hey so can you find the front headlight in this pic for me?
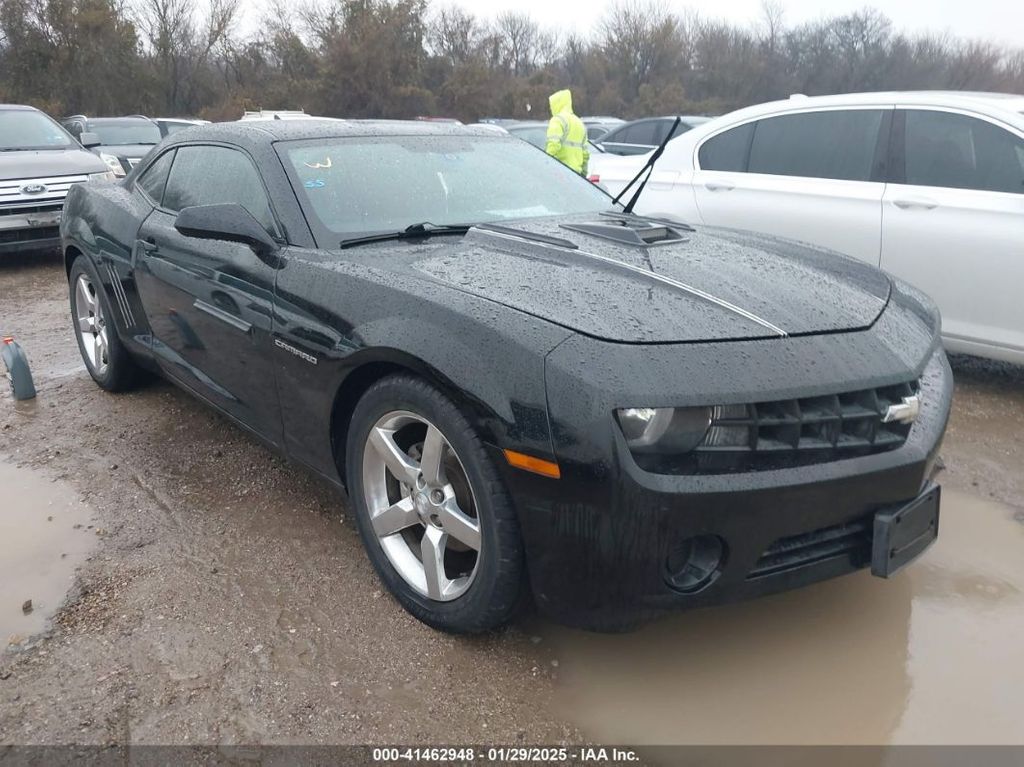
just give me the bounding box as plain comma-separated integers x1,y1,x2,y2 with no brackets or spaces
99,152,126,177
88,171,117,182
616,407,713,453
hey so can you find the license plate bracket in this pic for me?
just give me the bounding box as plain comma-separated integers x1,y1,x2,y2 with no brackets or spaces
871,483,941,578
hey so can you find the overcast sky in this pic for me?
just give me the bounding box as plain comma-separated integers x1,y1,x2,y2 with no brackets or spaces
447,0,1024,50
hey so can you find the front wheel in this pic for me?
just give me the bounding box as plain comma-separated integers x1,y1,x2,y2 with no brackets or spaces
69,257,143,391
346,375,526,633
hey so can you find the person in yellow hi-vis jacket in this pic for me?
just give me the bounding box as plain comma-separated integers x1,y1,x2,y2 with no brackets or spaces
545,89,589,175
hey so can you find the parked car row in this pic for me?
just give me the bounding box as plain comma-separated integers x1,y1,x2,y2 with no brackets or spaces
5,92,1022,369
1,105,112,255
0,106,211,254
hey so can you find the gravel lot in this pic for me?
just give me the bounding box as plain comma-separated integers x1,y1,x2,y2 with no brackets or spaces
1,253,1022,747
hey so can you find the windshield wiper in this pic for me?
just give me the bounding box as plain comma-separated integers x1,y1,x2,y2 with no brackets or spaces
611,116,682,214
339,222,472,249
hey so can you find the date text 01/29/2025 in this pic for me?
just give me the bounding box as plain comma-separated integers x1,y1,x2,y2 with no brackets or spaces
371,746,640,762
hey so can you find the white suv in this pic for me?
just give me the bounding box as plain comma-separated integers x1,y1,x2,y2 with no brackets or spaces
591,92,1024,365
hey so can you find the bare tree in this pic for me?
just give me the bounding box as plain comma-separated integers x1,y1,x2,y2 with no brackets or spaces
493,11,539,76
759,0,785,54
3,0,1024,124
428,5,480,65
599,0,686,94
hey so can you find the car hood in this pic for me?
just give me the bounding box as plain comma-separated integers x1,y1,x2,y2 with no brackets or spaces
409,217,891,344
0,148,108,180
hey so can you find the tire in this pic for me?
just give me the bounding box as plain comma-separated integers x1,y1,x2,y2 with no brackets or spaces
345,374,526,633
69,256,143,392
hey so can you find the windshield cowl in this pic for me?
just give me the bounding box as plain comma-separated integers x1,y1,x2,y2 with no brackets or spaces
339,222,472,249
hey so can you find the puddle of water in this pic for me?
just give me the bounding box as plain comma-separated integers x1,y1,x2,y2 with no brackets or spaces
543,489,1024,745
0,459,95,647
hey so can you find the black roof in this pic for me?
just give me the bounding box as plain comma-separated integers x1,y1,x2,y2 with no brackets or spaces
166,118,501,147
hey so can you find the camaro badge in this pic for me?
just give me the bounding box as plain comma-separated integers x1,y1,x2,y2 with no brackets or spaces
883,394,921,425
274,338,318,365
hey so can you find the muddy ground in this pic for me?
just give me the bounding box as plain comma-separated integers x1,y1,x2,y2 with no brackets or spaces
1,253,1022,748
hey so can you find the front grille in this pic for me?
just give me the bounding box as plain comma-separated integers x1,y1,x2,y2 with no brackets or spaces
0,201,63,217
689,380,919,473
0,226,59,244
748,515,873,579
0,174,89,208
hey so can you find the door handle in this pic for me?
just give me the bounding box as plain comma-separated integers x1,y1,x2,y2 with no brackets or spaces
704,181,735,192
892,197,938,210
139,238,158,252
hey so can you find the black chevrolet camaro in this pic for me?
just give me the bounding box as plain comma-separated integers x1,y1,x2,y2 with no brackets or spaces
60,120,951,632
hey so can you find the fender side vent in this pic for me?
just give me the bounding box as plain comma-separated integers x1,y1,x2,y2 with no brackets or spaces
105,264,135,327
560,219,689,247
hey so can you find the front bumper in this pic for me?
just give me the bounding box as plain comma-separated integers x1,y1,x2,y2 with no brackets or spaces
504,319,951,630
0,208,62,254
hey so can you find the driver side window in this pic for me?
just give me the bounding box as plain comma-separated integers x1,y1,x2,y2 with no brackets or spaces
162,145,278,235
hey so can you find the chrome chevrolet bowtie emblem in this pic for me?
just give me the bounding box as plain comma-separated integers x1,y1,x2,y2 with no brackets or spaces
21,183,47,195
883,394,921,425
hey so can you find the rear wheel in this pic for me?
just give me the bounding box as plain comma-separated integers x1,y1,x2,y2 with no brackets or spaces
69,257,143,391
346,375,526,632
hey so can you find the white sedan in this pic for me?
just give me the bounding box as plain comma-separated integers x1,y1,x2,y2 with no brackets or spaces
591,91,1024,366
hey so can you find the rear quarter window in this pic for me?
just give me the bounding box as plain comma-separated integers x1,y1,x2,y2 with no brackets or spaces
136,149,176,204
698,122,755,172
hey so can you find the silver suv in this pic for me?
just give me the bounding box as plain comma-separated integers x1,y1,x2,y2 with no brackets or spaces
1,104,112,256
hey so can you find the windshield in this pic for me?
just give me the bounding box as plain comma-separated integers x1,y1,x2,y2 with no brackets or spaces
0,110,74,151
91,121,162,146
281,135,611,242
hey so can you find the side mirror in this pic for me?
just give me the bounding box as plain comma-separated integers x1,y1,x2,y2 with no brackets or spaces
79,132,101,149
174,203,280,256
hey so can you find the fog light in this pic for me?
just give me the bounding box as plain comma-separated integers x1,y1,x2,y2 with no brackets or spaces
664,535,725,593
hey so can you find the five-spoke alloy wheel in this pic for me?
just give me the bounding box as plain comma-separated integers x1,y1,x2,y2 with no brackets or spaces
347,375,526,633
363,411,482,601
74,272,109,377
68,256,143,391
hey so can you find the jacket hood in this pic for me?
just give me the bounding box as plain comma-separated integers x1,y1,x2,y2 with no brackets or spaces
405,216,892,344
549,89,572,115
0,148,108,181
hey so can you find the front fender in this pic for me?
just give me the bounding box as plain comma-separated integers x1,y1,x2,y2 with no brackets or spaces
271,253,573,483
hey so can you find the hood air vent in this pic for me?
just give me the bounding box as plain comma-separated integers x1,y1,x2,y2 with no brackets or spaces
560,217,691,247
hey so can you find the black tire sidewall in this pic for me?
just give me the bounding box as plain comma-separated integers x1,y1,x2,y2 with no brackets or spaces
346,375,525,633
